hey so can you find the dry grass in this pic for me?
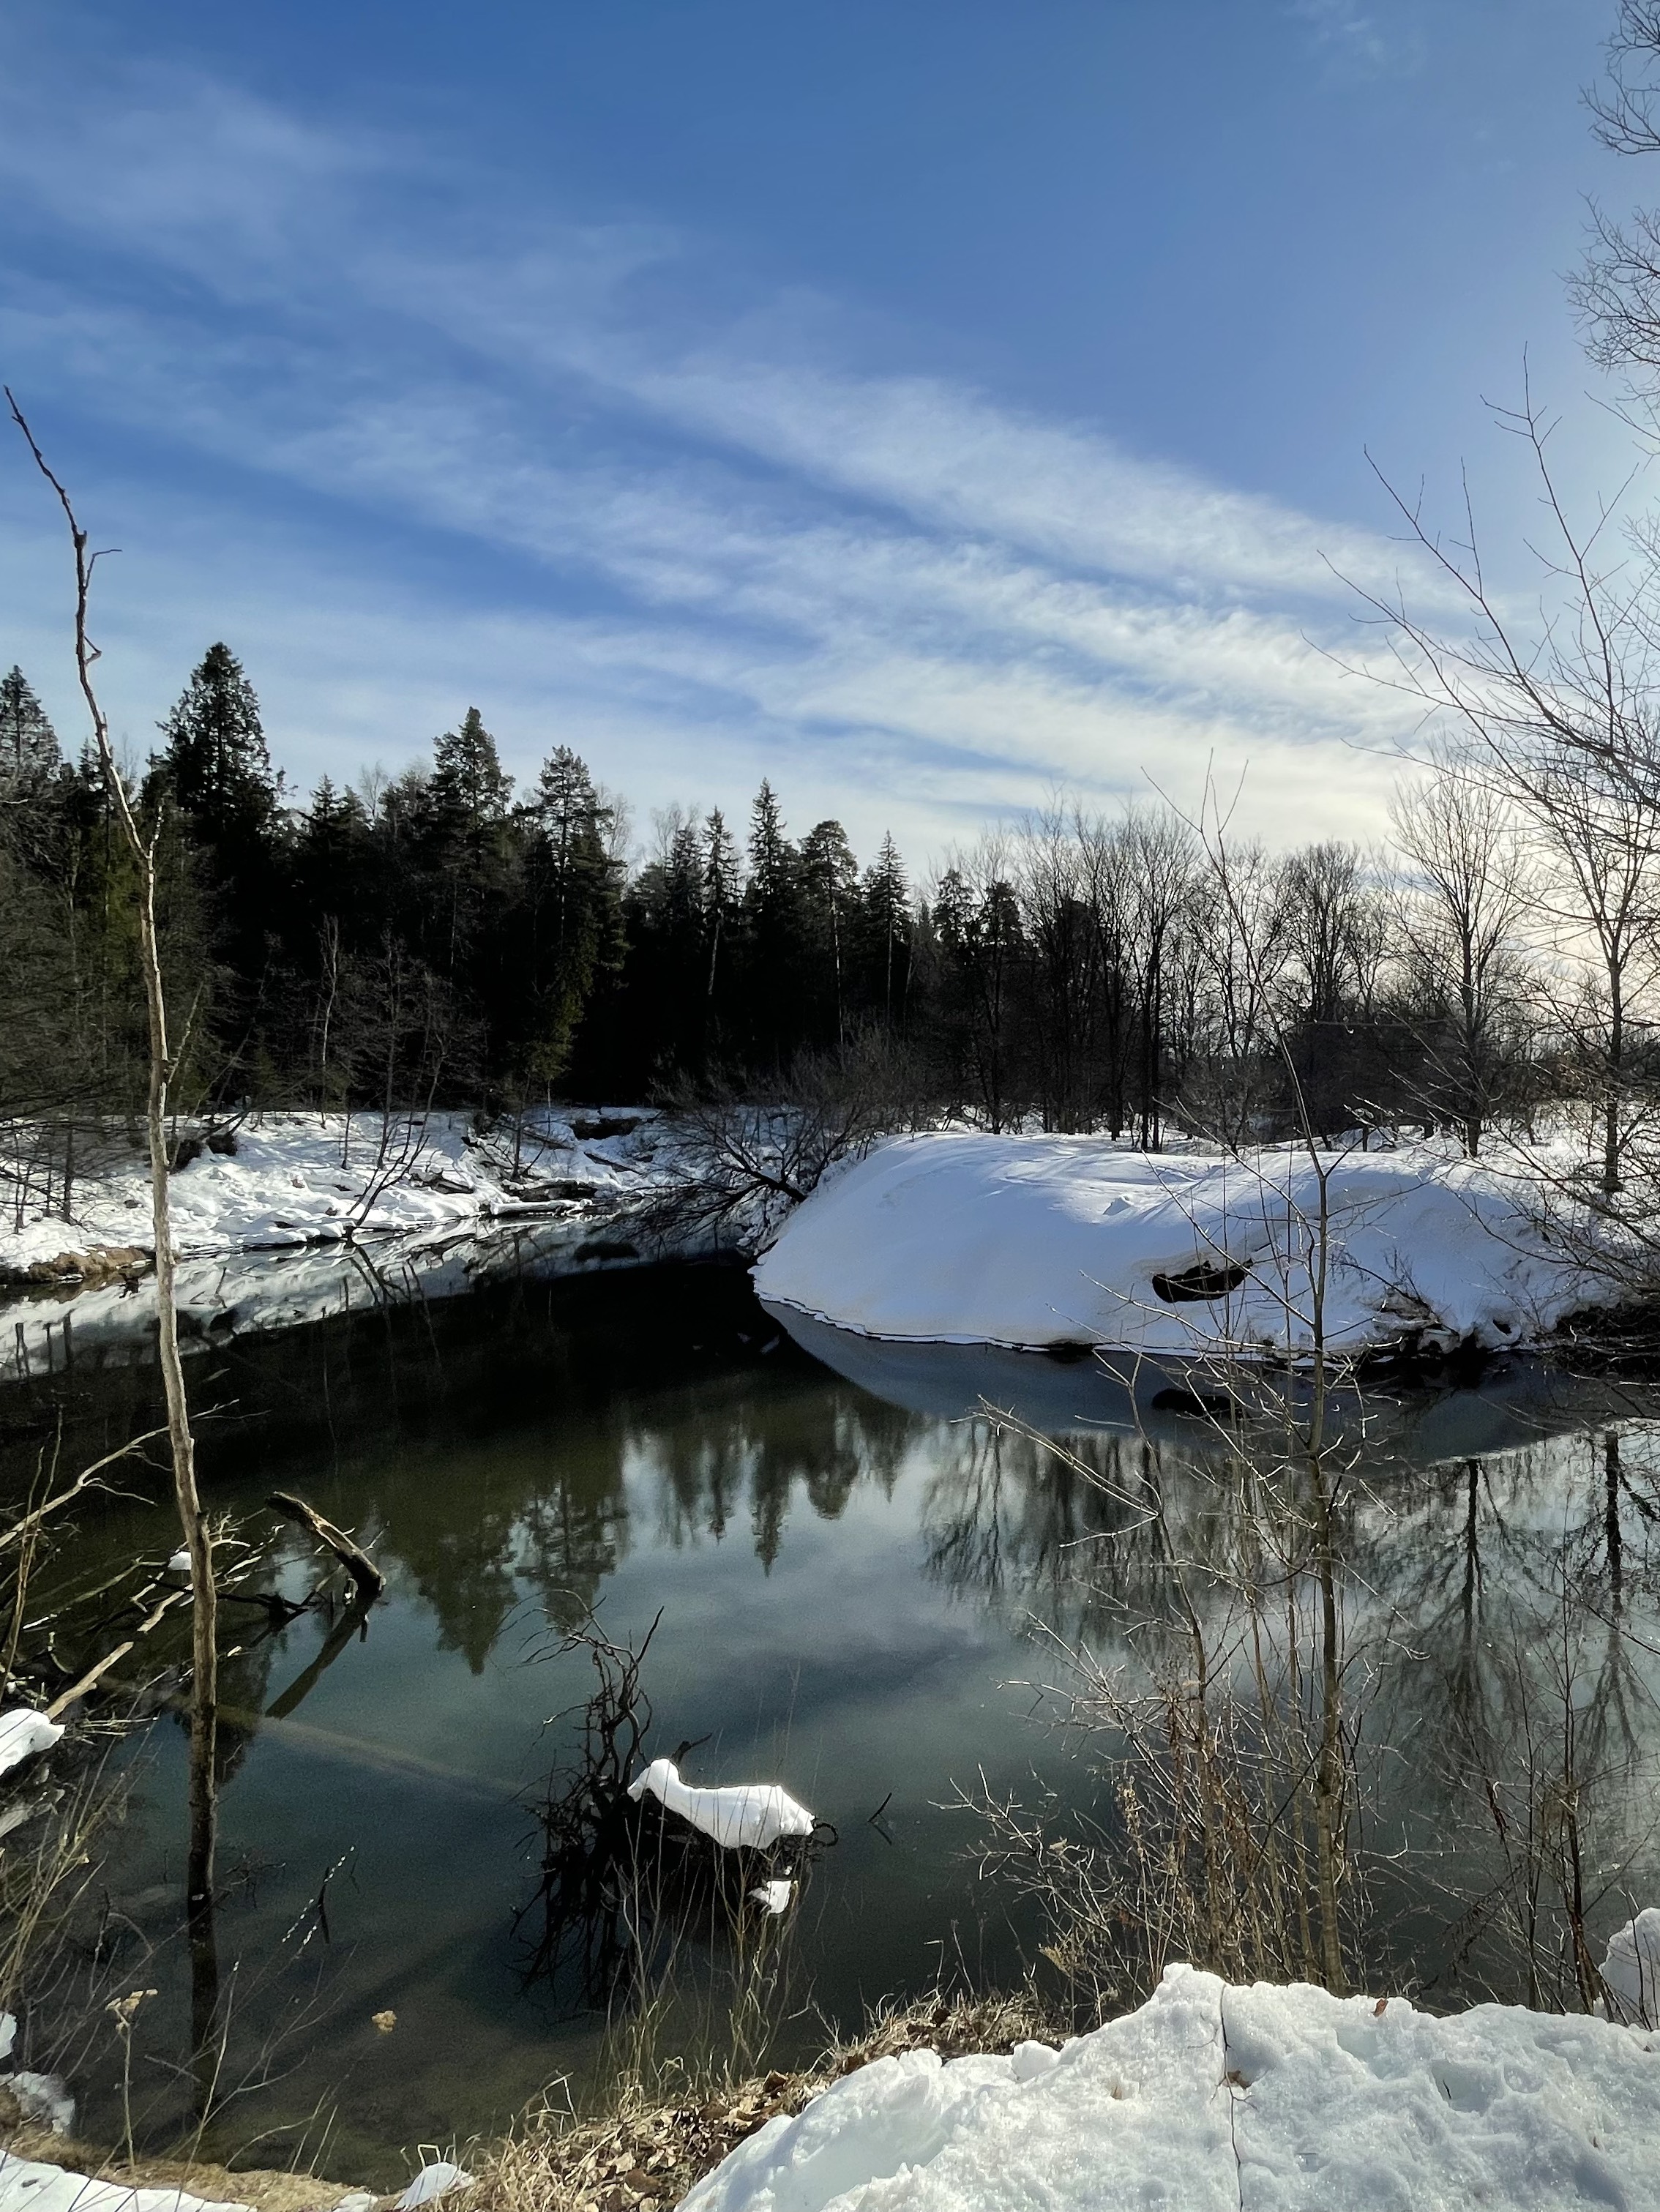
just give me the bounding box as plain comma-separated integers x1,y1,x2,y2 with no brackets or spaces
468,1987,1063,2212
0,1989,1063,2212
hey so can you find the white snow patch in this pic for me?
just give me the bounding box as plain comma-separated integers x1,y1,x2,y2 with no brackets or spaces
628,1760,815,1850
0,1110,668,1277
755,1133,1600,1353
749,1880,796,1916
0,1714,62,1779
392,2163,474,2209
1602,1910,1660,2028
0,1110,684,1383
683,1964,1660,2211
0,2151,253,2212
6,2077,72,2136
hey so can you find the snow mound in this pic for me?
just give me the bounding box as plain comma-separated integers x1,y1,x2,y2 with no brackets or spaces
627,1760,815,1850
755,1134,1592,1354
684,1965,1660,2211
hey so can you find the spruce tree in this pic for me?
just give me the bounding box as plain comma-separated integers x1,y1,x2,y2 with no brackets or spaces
414,709,515,1037
859,832,912,1033
154,643,277,840
516,747,625,1090
800,818,859,1044
741,780,801,1064
0,666,59,787
153,643,283,996
700,807,743,1036
430,706,513,830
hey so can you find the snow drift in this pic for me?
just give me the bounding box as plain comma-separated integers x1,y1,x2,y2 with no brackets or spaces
683,1963,1660,2212
754,1134,1596,1355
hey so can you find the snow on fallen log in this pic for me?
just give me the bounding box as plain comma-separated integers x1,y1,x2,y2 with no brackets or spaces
0,1712,63,1779
682,1963,1660,2212
755,1133,1599,1356
627,1760,814,1850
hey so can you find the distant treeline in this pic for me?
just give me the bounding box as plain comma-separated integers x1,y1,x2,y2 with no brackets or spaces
0,640,1599,1162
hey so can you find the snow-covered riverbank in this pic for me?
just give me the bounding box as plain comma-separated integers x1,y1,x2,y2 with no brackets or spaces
684,1960,1660,2211
754,1133,1608,1356
2,1110,670,1283
0,1110,681,1381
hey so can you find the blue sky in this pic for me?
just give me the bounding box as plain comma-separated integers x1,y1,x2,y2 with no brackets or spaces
0,0,1640,864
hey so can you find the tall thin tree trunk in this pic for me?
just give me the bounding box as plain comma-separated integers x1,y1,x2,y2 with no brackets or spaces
10,395,220,2085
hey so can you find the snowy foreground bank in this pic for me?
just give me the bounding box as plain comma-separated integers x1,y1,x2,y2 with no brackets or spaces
685,1964,1660,2212
755,1133,1604,1356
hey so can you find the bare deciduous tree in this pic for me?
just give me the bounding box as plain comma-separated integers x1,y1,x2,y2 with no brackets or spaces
7,393,221,2077
1389,744,1537,1154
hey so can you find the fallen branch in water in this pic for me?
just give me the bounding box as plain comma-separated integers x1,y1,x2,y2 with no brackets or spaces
45,1585,190,1719
266,1492,386,1602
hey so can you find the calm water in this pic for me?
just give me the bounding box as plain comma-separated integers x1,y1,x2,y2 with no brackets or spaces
3,1255,1659,2183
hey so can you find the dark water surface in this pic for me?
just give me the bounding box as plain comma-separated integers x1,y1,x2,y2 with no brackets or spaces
2,1258,1658,2183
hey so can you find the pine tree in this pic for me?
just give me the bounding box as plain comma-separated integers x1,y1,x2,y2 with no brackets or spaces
0,667,59,788
799,818,859,1044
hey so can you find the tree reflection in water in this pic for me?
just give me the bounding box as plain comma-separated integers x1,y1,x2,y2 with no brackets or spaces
902,1369,1660,2019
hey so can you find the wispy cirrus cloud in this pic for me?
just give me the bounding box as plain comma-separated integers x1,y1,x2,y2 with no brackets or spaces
1290,0,1423,81
0,48,1432,859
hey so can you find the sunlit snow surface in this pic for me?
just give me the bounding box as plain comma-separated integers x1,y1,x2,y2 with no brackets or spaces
684,1964,1660,2212
755,1134,1601,1354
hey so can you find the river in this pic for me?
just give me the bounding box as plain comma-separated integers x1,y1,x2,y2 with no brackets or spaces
1,1252,1656,2184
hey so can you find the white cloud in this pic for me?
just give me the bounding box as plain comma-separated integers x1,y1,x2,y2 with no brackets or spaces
0,53,1438,860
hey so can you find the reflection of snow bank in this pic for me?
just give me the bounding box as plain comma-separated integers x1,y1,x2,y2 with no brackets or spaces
755,1135,1595,1354
628,1760,814,1850
684,1963,1660,2212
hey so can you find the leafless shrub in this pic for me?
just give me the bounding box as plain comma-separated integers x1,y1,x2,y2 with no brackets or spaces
646,1031,931,1252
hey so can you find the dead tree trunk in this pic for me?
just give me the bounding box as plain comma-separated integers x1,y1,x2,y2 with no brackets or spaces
8,392,221,2077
